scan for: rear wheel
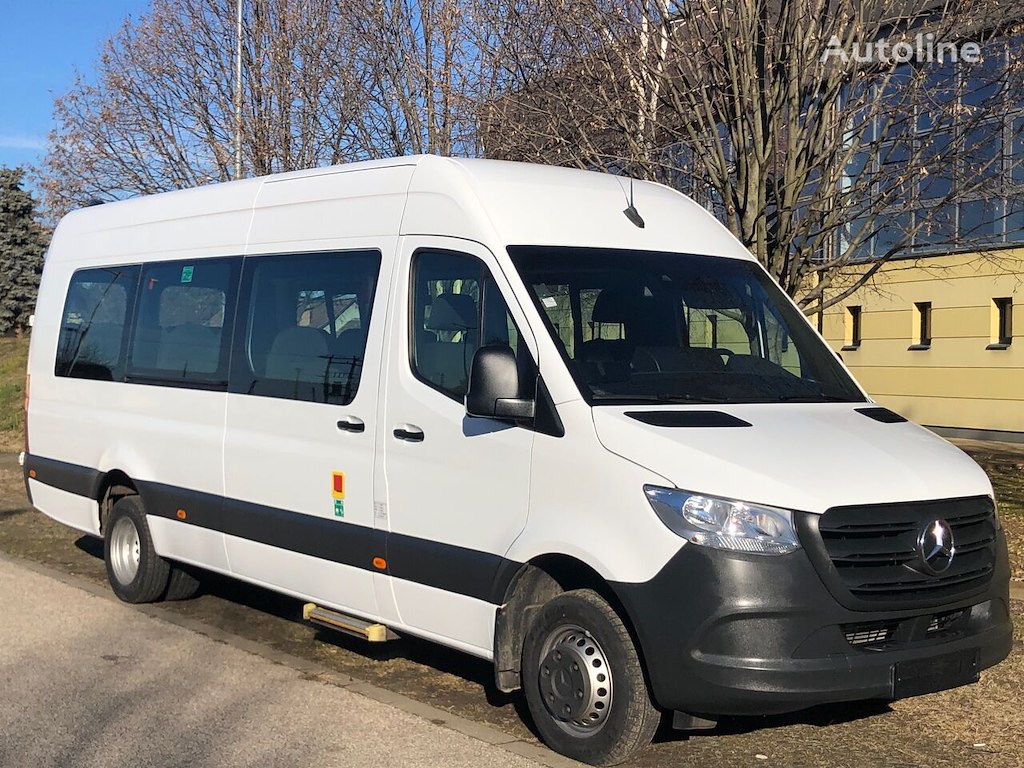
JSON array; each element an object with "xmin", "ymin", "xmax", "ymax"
[
  {"xmin": 104, "ymin": 496, "xmax": 170, "ymax": 603},
  {"xmin": 164, "ymin": 565, "xmax": 201, "ymax": 601},
  {"xmin": 522, "ymin": 589, "xmax": 661, "ymax": 765}
]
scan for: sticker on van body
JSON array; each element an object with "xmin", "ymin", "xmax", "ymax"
[
  {"xmin": 180, "ymin": 265, "xmax": 194, "ymax": 283},
  {"xmin": 332, "ymin": 472, "xmax": 345, "ymax": 517}
]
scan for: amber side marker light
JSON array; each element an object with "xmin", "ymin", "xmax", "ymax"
[
  {"xmin": 372, "ymin": 557, "xmax": 387, "ymax": 570},
  {"xmin": 28, "ymin": 469, "xmax": 37, "ymax": 479},
  {"xmin": 176, "ymin": 509, "xmax": 187, "ymax": 520}
]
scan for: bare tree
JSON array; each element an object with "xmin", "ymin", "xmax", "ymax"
[
  {"xmin": 41, "ymin": 0, "xmax": 503, "ymax": 219},
  {"xmin": 484, "ymin": 0, "xmax": 1024, "ymax": 310},
  {"xmin": 341, "ymin": 0, "xmax": 503, "ymax": 157},
  {"xmin": 42, "ymin": 0, "xmax": 364, "ymax": 216}
]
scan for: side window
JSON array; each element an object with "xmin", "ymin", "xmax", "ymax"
[
  {"xmin": 687, "ymin": 307, "xmax": 752, "ymax": 356},
  {"xmin": 533, "ymin": 284, "xmax": 575, "ymax": 356},
  {"xmin": 234, "ymin": 250, "xmax": 381, "ymax": 404},
  {"xmin": 55, "ymin": 265, "xmax": 139, "ymax": 381},
  {"xmin": 129, "ymin": 259, "xmax": 239, "ymax": 386},
  {"xmin": 762, "ymin": 307, "xmax": 802, "ymax": 375},
  {"xmin": 411, "ymin": 250, "xmax": 522, "ymax": 400}
]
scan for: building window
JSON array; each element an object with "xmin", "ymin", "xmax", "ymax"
[
  {"xmin": 989, "ymin": 297, "xmax": 1013, "ymax": 349},
  {"xmin": 910, "ymin": 302, "xmax": 932, "ymax": 350},
  {"xmin": 843, "ymin": 306, "xmax": 862, "ymax": 350},
  {"xmin": 837, "ymin": 37, "xmax": 1024, "ymax": 258}
]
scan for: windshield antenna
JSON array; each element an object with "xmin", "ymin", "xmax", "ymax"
[{"xmin": 623, "ymin": 176, "xmax": 645, "ymax": 229}]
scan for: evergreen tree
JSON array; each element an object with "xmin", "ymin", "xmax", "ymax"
[{"xmin": 0, "ymin": 167, "xmax": 47, "ymax": 335}]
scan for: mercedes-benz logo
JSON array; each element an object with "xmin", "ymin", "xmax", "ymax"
[{"xmin": 917, "ymin": 519, "xmax": 956, "ymax": 575}]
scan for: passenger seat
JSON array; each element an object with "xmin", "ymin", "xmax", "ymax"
[
  {"xmin": 417, "ymin": 293, "xmax": 478, "ymax": 394},
  {"xmin": 156, "ymin": 323, "xmax": 221, "ymax": 375},
  {"xmin": 264, "ymin": 326, "xmax": 333, "ymax": 383}
]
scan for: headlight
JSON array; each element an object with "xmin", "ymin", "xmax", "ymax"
[{"xmin": 644, "ymin": 486, "xmax": 800, "ymax": 555}]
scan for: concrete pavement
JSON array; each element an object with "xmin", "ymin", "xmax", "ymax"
[{"xmin": 0, "ymin": 556, "xmax": 554, "ymax": 768}]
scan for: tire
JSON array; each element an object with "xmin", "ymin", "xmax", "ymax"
[
  {"xmin": 164, "ymin": 565, "xmax": 201, "ymax": 601},
  {"xmin": 521, "ymin": 589, "xmax": 661, "ymax": 766},
  {"xmin": 104, "ymin": 496, "xmax": 170, "ymax": 603}
]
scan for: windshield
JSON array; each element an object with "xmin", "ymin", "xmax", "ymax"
[{"xmin": 509, "ymin": 247, "xmax": 865, "ymax": 405}]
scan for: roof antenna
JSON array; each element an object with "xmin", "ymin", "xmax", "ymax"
[{"xmin": 623, "ymin": 176, "xmax": 645, "ymax": 229}]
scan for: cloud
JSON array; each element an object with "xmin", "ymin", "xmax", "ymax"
[{"xmin": 0, "ymin": 134, "xmax": 47, "ymax": 150}]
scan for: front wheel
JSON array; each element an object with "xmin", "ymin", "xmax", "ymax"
[{"xmin": 522, "ymin": 589, "xmax": 661, "ymax": 765}]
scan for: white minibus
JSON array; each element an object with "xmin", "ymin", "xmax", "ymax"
[{"xmin": 23, "ymin": 156, "xmax": 1011, "ymax": 765}]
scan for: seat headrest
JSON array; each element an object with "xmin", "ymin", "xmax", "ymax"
[
  {"xmin": 592, "ymin": 286, "xmax": 639, "ymax": 323},
  {"xmin": 425, "ymin": 293, "xmax": 478, "ymax": 332}
]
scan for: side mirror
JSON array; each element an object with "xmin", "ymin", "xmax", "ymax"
[{"xmin": 465, "ymin": 345, "xmax": 535, "ymax": 421}]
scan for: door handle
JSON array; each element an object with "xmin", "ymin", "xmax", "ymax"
[
  {"xmin": 392, "ymin": 424, "xmax": 424, "ymax": 442},
  {"xmin": 337, "ymin": 416, "xmax": 365, "ymax": 433}
]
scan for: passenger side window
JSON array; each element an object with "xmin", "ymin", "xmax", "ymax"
[
  {"xmin": 687, "ymin": 307, "xmax": 752, "ymax": 356},
  {"xmin": 411, "ymin": 251, "xmax": 521, "ymax": 400},
  {"xmin": 233, "ymin": 250, "xmax": 381, "ymax": 404},
  {"xmin": 762, "ymin": 306, "xmax": 803, "ymax": 376},
  {"xmin": 129, "ymin": 259, "xmax": 239, "ymax": 386},
  {"xmin": 56, "ymin": 265, "xmax": 139, "ymax": 381}
]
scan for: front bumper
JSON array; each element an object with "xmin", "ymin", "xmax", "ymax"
[{"xmin": 612, "ymin": 530, "xmax": 1013, "ymax": 716}]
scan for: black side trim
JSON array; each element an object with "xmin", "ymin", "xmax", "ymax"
[
  {"xmin": 27, "ymin": 454, "xmax": 518, "ymax": 605},
  {"xmin": 23, "ymin": 454, "xmax": 102, "ymax": 499},
  {"xmin": 138, "ymin": 480, "xmax": 389, "ymax": 575},
  {"xmin": 855, "ymin": 407, "xmax": 908, "ymax": 424},
  {"xmin": 626, "ymin": 410, "xmax": 752, "ymax": 428},
  {"xmin": 388, "ymin": 533, "xmax": 514, "ymax": 604}
]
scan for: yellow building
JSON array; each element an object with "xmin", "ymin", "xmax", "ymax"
[{"xmin": 820, "ymin": 251, "xmax": 1024, "ymax": 441}]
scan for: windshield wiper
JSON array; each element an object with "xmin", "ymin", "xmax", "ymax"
[{"xmin": 591, "ymin": 394, "xmax": 725, "ymax": 404}]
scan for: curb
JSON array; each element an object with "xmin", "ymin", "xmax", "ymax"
[{"xmin": 0, "ymin": 550, "xmax": 582, "ymax": 768}]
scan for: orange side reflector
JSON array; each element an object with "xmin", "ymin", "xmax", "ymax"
[
  {"xmin": 28, "ymin": 469, "xmax": 36, "ymax": 479},
  {"xmin": 176, "ymin": 509, "xmax": 187, "ymax": 520},
  {"xmin": 372, "ymin": 557, "xmax": 387, "ymax": 570}
]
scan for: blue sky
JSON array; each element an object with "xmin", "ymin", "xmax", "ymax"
[{"xmin": 0, "ymin": 0, "xmax": 150, "ymax": 170}]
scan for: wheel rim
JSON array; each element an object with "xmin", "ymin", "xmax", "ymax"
[
  {"xmin": 537, "ymin": 623, "xmax": 613, "ymax": 736},
  {"xmin": 109, "ymin": 516, "xmax": 141, "ymax": 586}
]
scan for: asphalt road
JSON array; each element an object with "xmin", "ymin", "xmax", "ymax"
[{"xmin": 0, "ymin": 555, "xmax": 553, "ymax": 768}]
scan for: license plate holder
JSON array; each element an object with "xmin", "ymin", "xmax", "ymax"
[{"xmin": 892, "ymin": 648, "xmax": 980, "ymax": 699}]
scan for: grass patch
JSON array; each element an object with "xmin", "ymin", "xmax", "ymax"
[{"xmin": 0, "ymin": 337, "xmax": 29, "ymax": 452}]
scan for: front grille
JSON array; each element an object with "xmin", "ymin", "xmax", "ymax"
[{"xmin": 805, "ymin": 496, "xmax": 997, "ymax": 609}]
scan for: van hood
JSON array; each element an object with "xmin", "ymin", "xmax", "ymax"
[{"xmin": 592, "ymin": 404, "xmax": 993, "ymax": 514}]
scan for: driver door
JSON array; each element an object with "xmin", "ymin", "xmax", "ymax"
[{"xmin": 380, "ymin": 238, "xmax": 536, "ymax": 654}]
